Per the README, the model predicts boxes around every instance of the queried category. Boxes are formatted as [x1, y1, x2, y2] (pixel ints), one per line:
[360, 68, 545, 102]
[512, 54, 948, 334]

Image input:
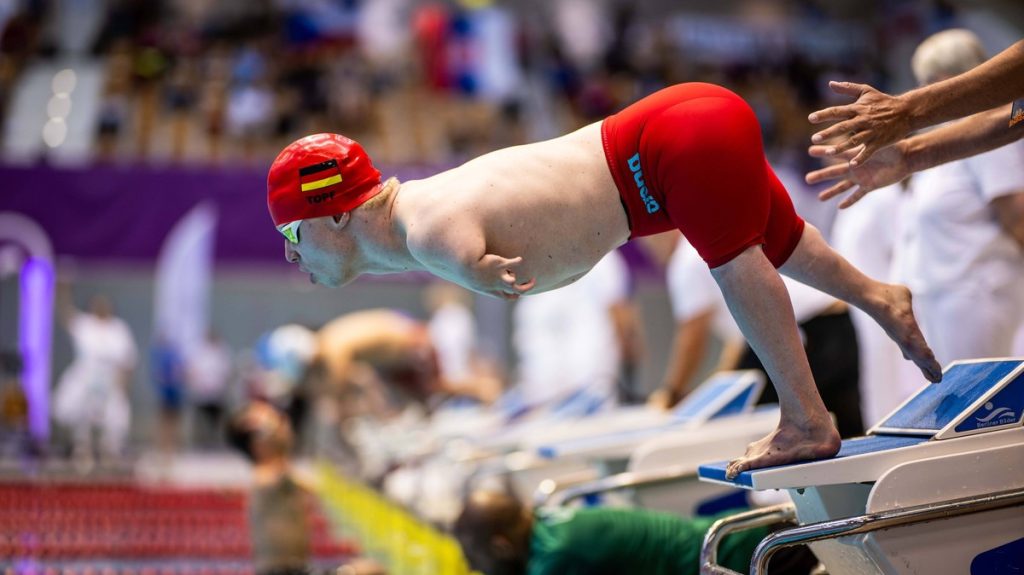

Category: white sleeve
[114, 320, 138, 369]
[966, 139, 1024, 202]
[590, 250, 629, 307]
[666, 242, 719, 322]
[67, 312, 86, 340]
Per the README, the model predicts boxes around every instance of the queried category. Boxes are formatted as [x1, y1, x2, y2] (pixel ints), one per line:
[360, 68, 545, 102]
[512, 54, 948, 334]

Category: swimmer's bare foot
[725, 418, 841, 480]
[866, 284, 943, 382]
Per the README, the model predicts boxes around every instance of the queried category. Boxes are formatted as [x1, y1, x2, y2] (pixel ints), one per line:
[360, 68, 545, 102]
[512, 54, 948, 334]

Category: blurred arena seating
[0, 482, 358, 573]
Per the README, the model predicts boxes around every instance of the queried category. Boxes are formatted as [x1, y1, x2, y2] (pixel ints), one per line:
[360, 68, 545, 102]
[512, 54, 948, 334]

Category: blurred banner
[153, 201, 217, 356]
[0, 163, 439, 265]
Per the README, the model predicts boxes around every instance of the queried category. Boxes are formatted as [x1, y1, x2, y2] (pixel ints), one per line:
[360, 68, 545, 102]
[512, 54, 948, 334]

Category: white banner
[153, 201, 217, 357]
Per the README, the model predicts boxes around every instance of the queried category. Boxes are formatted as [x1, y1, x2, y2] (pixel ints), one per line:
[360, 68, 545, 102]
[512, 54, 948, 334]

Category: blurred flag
[153, 201, 217, 358]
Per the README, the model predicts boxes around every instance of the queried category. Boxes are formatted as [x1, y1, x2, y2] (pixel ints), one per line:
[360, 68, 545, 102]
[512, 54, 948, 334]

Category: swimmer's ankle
[859, 282, 901, 317]
[779, 409, 836, 437]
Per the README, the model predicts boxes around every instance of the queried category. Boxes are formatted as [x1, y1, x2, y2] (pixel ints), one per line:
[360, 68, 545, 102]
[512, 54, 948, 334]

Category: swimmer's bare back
[394, 122, 631, 298]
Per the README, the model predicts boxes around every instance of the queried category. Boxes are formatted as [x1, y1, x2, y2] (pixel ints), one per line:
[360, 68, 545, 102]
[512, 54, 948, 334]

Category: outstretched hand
[806, 143, 910, 209]
[809, 81, 914, 167]
[478, 254, 536, 300]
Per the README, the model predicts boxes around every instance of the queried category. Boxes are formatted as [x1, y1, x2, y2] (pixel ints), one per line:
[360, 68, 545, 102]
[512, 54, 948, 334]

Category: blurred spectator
[454, 490, 817, 575]
[897, 29, 1024, 366]
[186, 329, 233, 449]
[199, 42, 233, 163]
[654, 239, 863, 437]
[254, 323, 318, 449]
[0, 350, 27, 457]
[151, 331, 185, 459]
[53, 284, 137, 472]
[226, 76, 274, 163]
[831, 183, 919, 425]
[163, 56, 199, 162]
[512, 250, 635, 407]
[0, 0, 46, 132]
[425, 281, 502, 404]
[131, 44, 170, 159]
[95, 42, 133, 161]
[226, 400, 313, 575]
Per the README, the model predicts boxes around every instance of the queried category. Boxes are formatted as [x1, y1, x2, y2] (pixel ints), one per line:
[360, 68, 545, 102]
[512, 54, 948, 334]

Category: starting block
[534, 371, 778, 516]
[532, 370, 766, 462]
[698, 358, 1024, 575]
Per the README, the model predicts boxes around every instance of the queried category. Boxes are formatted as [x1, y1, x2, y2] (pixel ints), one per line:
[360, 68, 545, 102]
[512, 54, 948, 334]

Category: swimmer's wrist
[900, 90, 930, 134]
[898, 136, 927, 174]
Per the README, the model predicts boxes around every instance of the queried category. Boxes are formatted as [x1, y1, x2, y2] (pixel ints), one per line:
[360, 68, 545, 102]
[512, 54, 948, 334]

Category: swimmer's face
[283, 214, 360, 288]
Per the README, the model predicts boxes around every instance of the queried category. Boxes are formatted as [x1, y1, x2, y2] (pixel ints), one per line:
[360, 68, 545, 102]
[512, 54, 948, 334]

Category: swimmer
[267, 83, 941, 478]
[314, 308, 499, 408]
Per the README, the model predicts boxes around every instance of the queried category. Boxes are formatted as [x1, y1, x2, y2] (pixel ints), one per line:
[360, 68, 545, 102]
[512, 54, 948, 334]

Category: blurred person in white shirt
[53, 285, 137, 471]
[512, 250, 633, 407]
[187, 329, 233, 449]
[899, 30, 1024, 367]
[425, 282, 501, 403]
[655, 240, 863, 437]
[831, 183, 924, 425]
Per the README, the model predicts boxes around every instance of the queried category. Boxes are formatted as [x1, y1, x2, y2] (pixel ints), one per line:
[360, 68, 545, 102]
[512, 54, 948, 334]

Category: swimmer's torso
[316, 310, 431, 377]
[401, 122, 631, 294]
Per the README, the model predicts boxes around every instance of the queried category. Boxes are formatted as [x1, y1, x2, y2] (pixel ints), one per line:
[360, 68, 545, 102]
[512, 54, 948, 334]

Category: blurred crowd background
[0, 0, 1020, 168]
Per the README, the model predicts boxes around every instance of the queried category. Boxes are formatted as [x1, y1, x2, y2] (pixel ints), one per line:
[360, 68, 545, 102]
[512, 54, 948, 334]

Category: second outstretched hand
[476, 254, 536, 300]
[809, 81, 914, 167]
[806, 143, 910, 209]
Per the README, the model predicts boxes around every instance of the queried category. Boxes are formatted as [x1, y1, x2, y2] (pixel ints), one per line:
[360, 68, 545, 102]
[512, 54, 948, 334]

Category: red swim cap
[267, 133, 383, 227]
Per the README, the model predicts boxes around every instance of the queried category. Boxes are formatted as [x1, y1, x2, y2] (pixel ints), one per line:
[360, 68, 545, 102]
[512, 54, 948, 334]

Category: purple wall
[0, 163, 435, 265]
[0, 162, 662, 278]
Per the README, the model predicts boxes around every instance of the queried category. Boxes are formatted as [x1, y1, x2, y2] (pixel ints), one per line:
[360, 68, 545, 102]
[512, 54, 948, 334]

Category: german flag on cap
[299, 159, 343, 192]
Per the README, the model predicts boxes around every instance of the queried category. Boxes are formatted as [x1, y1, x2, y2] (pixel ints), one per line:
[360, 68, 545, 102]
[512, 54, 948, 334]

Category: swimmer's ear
[329, 212, 351, 229]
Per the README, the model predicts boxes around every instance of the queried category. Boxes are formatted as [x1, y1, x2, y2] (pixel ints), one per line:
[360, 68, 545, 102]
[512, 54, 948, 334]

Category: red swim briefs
[602, 82, 805, 268]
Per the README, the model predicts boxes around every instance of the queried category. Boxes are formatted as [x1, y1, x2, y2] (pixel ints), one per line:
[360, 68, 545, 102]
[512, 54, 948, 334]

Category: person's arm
[808, 105, 1019, 208]
[609, 301, 644, 367]
[56, 280, 77, 328]
[651, 309, 713, 409]
[715, 337, 746, 372]
[809, 40, 1024, 165]
[409, 224, 535, 300]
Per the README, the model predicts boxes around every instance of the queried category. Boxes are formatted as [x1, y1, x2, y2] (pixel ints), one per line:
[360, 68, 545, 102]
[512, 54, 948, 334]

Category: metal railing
[536, 464, 698, 508]
[700, 487, 1024, 575]
[700, 504, 797, 575]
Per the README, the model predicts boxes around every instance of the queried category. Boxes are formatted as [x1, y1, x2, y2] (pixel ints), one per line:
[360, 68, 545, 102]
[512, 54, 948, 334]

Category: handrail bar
[699, 504, 796, 574]
[700, 487, 1024, 575]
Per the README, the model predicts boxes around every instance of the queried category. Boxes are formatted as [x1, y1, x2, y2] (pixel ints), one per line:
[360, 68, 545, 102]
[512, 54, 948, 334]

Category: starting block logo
[974, 401, 1017, 428]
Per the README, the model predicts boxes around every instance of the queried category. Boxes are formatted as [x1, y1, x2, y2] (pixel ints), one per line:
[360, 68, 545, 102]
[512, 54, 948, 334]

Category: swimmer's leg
[778, 224, 942, 382]
[712, 245, 841, 479]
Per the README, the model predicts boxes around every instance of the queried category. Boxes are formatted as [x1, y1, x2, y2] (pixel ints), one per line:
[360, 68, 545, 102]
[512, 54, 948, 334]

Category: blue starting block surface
[698, 359, 1024, 489]
[698, 435, 928, 488]
[534, 371, 765, 460]
[671, 370, 765, 424]
[871, 358, 1024, 439]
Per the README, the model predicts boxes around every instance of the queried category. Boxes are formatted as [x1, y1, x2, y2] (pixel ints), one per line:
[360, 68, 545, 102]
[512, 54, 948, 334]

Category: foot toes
[725, 459, 748, 480]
